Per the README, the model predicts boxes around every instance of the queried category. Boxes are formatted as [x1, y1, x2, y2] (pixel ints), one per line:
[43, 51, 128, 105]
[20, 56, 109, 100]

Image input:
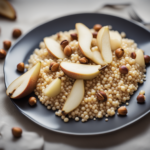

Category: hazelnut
[92, 32, 97, 38]
[17, 62, 24, 72]
[49, 62, 59, 71]
[12, 28, 22, 38]
[115, 48, 124, 58]
[144, 55, 150, 64]
[137, 94, 145, 103]
[96, 91, 107, 101]
[119, 65, 128, 74]
[12, 127, 22, 138]
[60, 40, 69, 48]
[29, 97, 37, 106]
[131, 52, 136, 59]
[0, 49, 6, 59]
[79, 57, 89, 64]
[93, 24, 102, 31]
[70, 33, 78, 40]
[118, 106, 127, 115]
[64, 45, 72, 56]
[3, 40, 11, 50]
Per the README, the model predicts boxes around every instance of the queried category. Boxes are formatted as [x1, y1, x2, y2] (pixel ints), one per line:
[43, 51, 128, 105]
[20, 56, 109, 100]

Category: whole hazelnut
[17, 62, 24, 72]
[118, 106, 127, 115]
[96, 91, 107, 101]
[12, 127, 22, 138]
[64, 45, 72, 56]
[0, 49, 6, 59]
[29, 97, 37, 106]
[3, 40, 11, 50]
[93, 24, 102, 31]
[79, 57, 89, 64]
[131, 52, 136, 59]
[92, 32, 97, 38]
[115, 48, 124, 58]
[137, 94, 145, 103]
[12, 28, 22, 38]
[70, 33, 78, 40]
[119, 65, 128, 74]
[60, 40, 69, 48]
[49, 62, 59, 72]
[144, 55, 150, 64]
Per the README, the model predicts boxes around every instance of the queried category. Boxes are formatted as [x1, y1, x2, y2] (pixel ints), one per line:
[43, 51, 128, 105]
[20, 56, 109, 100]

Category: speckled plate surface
[4, 13, 150, 135]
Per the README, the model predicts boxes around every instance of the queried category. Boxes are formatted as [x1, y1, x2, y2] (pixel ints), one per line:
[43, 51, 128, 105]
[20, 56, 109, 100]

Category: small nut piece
[137, 94, 145, 103]
[115, 48, 124, 58]
[92, 32, 97, 38]
[119, 65, 128, 74]
[49, 62, 59, 72]
[64, 45, 72, 56]
[79, 57, 89, 64]
[96, 91, 107, 101]
[70, 33, 78, 40]
[29, 97, 37, 106]
[93, 24, 102, 31]
[17, 62, 24, 72]
[144, 55, 150, 64]
[118, 106, 127, 115]
[131, 52, 136, 59]
[3, 40, 11, 50]
[60, 40, 69, 48]
[12, 28, 22, 38]
[0, 49, 6, 59]
[12, 127, 22, 138]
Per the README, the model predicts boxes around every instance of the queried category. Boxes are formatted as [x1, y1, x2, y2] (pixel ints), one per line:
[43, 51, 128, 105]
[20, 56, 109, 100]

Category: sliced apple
[6, 62, 41, 99]
[62, 79, 84, 114]
[60, 62, 102, 80]
[135, 49, 145, 67]
[76, 23, 106, 65]
[109, 31, 122, 51]
[97, 26, 112, 63]
[44, 37, 66, 59]
[44, 78, 61, 97]
[0, 0, 16, 20]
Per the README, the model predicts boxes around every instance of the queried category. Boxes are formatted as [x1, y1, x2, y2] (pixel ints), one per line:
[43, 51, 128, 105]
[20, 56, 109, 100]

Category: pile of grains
[25, 28, 146, 123]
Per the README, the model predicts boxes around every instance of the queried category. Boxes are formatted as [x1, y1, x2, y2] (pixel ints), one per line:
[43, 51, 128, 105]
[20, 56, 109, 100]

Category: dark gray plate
[4, 13, 150, 135]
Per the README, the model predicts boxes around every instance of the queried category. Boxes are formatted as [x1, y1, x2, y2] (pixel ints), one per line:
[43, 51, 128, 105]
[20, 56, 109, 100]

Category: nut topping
[29, 97, 37, 106]
[79, 57, 89, 64]
[12, 28, 22, 38]
[119, 65, 128, 74]
[3, 40, 11, 50]
[118, 106, 127, 115]
[144, 55, 150, 64]
[93, 24, 102, 31]
[137, 94, 145, 103]
[17, 62, 24, 72]
[96, 91, 107, 101]
[12, 127, 22, 138]
[131, 52, 136, 59]
[49, 62, 59, 72]
[60, 40, 69, 48]
[92, 32, 97, 38]
[0, 49, 6, 59]
[115, 48, 124, 58]
[70, 33, 78, 40]
[64, 45, 72, 56]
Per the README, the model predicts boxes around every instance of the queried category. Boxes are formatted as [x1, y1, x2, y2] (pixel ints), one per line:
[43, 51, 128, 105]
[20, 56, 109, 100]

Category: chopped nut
[49, 62, 59, 71]
[144, 55, 150, 64]
[139, 90, 145, 95]
[131, 52, 136, 59]
[12, 127, 22, 138]
[96, 91, 107, 101]
[137, 94, 145, 103]
[29, 97, 37, 106]
[92, 32, 97, 38]
[3, 40, 11, 50]
[70, 33, 77, 40]
[118, 106, 127, 115]
[93, 24, 102, 31]
[17, 62, 24, 72]
[79, 57, 89, 64]
[119, 65, 128, 74]
[64, 45, 72, 56]
[60, 40, 69, 48]
[12, 28, 22, 38]
[0, 49, 6, 59]
[115, 48, 124, 58]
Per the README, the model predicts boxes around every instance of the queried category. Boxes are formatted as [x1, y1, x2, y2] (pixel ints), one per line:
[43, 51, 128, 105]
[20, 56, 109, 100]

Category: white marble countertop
[0, 0, 150, 150]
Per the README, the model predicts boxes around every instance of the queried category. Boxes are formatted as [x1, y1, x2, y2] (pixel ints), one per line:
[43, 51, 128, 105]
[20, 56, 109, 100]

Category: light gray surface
[0, 0, 150, 150]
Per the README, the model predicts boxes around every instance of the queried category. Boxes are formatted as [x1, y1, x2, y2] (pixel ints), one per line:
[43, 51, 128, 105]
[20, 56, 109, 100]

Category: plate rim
[3, 13, 150, 136]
